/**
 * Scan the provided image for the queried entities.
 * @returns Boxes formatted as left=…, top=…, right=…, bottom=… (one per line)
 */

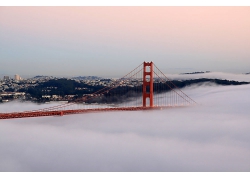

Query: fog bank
left=0, top=84, right=250, bottom=171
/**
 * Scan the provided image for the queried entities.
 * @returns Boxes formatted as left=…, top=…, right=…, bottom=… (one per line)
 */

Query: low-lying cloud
left=0, top=84, right=250, bottom=171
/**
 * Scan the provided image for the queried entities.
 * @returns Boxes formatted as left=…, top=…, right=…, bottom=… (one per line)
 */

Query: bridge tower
left=143, top=61, right=154, bottom=107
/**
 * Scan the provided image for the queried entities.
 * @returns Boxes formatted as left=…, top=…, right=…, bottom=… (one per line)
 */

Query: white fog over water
left=0, top=83, right=250, bottom=171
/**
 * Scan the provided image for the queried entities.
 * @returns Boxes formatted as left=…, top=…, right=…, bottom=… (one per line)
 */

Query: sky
left=1, top=83, right=250, bottom=171
left=0, top=7, right=250, bottom=78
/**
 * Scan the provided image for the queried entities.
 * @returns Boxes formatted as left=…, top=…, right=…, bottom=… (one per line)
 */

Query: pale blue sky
left=1, top=7, right=250, bottom=78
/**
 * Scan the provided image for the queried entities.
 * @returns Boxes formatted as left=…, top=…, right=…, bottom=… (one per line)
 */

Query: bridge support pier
left=143, top=62, right=153, bottom=108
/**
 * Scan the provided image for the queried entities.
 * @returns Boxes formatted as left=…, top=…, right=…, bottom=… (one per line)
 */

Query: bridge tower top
left=143, top=61, right=154, bottom=107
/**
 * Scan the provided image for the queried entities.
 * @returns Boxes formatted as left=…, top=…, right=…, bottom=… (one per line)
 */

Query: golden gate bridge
left=0, top=62, right=196, bottom=120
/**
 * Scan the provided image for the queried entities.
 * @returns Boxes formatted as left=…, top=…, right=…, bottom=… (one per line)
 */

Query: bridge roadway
left=0, top=106, right=170, bottom=120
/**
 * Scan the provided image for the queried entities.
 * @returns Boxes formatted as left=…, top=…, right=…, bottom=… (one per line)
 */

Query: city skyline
left=1, top=7, right=250, bottom=78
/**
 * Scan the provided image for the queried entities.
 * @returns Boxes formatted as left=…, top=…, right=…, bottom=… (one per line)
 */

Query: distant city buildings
left=14, top=74, right=21, bottom=81
left=2, top=74, right=22, bottom=81
left=3, top=76, right=10, bottom=80
left=0, top=75, right=141, bottom=102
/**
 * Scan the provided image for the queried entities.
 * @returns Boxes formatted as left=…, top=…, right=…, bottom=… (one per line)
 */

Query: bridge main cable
left=154, top=64, right=197, bottom=105
left=21, top=63, right=144, bottom=113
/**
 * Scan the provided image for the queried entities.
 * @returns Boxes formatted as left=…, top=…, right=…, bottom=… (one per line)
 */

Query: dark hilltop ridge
left=33, top=75, right=50, bottom=78
left=174, top=78, right=249, bottom=87
left=245, top=72, right=250, bottom=75
left=72, top=76, right=101, bottom=80
left=180, top=71, right=211, bottom=75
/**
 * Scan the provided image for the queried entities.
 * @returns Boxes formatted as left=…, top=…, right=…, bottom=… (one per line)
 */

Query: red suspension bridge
left=0, top=62, right=196, bottom=120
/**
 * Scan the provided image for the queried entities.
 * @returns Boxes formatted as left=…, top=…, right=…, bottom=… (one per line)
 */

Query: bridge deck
left=0, top=106, right=176, bottom=120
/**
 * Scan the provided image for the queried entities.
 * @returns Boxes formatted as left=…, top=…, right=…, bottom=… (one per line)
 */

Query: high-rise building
left=3, top=76, right=10, bottom=80
left=14, top=74, right=20, bottom=81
